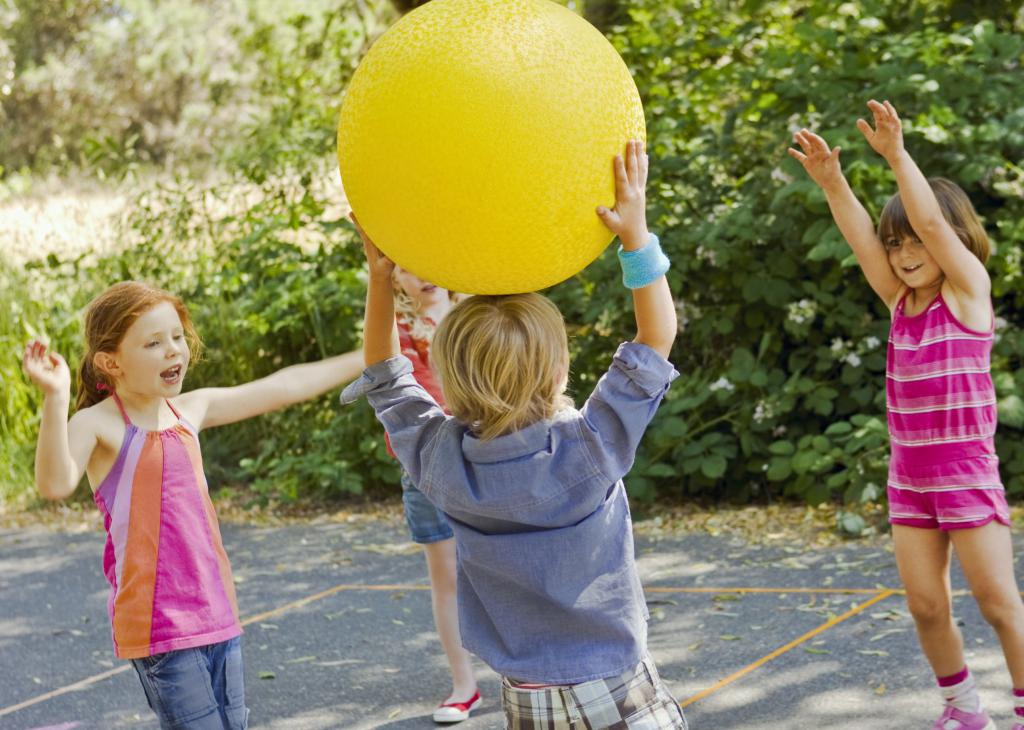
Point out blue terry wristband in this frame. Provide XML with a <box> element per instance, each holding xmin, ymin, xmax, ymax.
<box><xmin>617</xmin><ymin>232</ymin><xmax>669</xmax><ymax>289</ymax></box>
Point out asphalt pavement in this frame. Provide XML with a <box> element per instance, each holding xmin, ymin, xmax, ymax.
<box><xmin>2</xmin><ymin>510</ymin><xmax>1021</xmax><ymax>729</ymax></box>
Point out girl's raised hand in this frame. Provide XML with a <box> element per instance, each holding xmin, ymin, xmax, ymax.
<box><xmin>349</xmin><ymin>212</ymin><xmax>395</xmax><ymax>281</ymax></box>
<box><xmin>22</xmin><ymin>339</ymin><xmax>71</xmax><ymax>397</ymax></box>
<box><xmin>788</xmin><ymin>129</ymin><xmax>844</xmax><ymax>190</ymax></box>
<box><xmin>856</xmin><ymin>99</ymin><xmax>904</xmax><ymax>162</ymax></box>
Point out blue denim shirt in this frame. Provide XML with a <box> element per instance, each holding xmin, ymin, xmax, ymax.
<box><xmin>341</xmin><ymin>341</ymin><xmax>678</xmax><ymax>684</ymax></box>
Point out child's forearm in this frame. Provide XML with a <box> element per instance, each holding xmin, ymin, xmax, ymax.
<box><xmin>822</xmin><ymin>178</ymin><xmax>879</xmax><ymax>253</ymax></box>
<box><xmin>35</xmin><ymin>395</ymin><xmax>78</xmax><ymax>500</ymax></box>
<box><xmin>887</xmin><ymin>151</ymin><xmax>945</xmax><ymax>236</ymax></box>
<box><xmin>270</xmin><ymin>350</ymin><xmax>366</xmax><ymax>407</ymax></box>
<box><xmin>632</xmin><ymin>276</ymin><xmax>676</xmax><ymax>359</ymax></box>
<box><xmin>622</xmin><ymin>230</ymin><xmax>676</xmax><ymax>359</ymax></box>
<box><xmin>364</xmin><ymin>275</ymin><xmax>400</xmax><ymax>366</ymax></box>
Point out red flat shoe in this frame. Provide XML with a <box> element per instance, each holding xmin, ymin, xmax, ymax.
<box><xmin>432</xmin><ymin>690</ymin><xmax>482</xmax><ymax>723</ymax></box>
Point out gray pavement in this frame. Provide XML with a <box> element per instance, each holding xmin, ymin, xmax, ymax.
<box><xmin>1</xmin><ymin>509</ymin><xmax>1022</xmax><ymax>729</ymax></box>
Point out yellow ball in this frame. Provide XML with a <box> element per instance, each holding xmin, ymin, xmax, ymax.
<box><xmin>337</xmin><ymin>0</ymin><xmax>645</xmax><ymax>295</ymax></box>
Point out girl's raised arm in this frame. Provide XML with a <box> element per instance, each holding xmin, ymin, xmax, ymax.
<box><xmin>858</xmin><ymin>100</ymin><xmax>990</xmax><ymax>299</ymax></box>
<box><xmin>789</xmin><ymin>129</ymin><xmax>903</xmax><ymax>309</ymax></box>
<box><xmin>23</xmin><ymin>340</ymin><xmax>96</xmax><ymax>499</ymax></box>
<box><xmin>179</xmin><ymin>349</ymin><xmax>365</xmax><ymax>431</ymax></box>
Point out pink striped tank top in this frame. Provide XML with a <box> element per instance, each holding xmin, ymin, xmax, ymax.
<box><xmin>886</xmin><ymin>291</ymin><xmax>1005</xmax><ymax>525</ymax></box>
<box><xmin>92</xmin><ymin>394</ymin><xmax>242</xmax><ymax>659</ymax></box>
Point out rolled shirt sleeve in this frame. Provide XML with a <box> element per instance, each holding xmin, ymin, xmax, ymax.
<box><xmin>579</xmin><ymin>342</ymin><xmax>679</xmax><ymax>483</ymax></box>
<box><xmin>340</xmin><ymin>355</ymin><xmax>448</xmax><ymax>487</ymax></box>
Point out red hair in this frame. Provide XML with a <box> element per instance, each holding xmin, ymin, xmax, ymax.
<box><xmin>76</xmin><ymin>282</ymin><xmax>202</xmax><ymax>410</ymax></box>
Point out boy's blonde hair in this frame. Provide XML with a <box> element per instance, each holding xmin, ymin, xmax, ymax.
<box><xmin>878</xmin><ymin>177</ymin><xmax>990</xmax><ymax>264</ymax></box>
<box><xmin>432</xmin><ymin>293</ymin><xmax>572</xmax><ymax>440</ymax></box>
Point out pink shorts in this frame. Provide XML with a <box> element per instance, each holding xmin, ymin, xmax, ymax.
<box><xmin>887</xmin><ymin>484</ymin><xmax>1011</xmax><ymax>531</ymax></box>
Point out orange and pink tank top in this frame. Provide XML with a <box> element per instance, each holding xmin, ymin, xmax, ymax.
<box><xmin>92</xmin><ymin>393</ymin><xmax>242</xmax><ymax>659</ymax></box>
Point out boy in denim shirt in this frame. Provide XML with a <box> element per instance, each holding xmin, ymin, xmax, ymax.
<box><xmin>343</xmin><ymin>140</ymin><xmax>686</xmax><ymax>729</ymax></box>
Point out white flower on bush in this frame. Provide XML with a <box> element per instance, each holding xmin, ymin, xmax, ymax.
<box><xmin>753</xmin><ymin>400</ymin><xmax>774</xmax><ymax>423</ymax></box>
<box><xmin>830</xmin><ymin>337</ymin><xmax>846</xmax><ymax>353</ymax></box>
<box><xmin>771</xmin><ymin>166</ymin><xmax>794</xmax><ymax>184</ymax></box>
<box><xmin>864</xmin><ymin>336</ymin><xmax>880</xmax><ymax>350</ymax></box>
<box><xmin>787</xmin><ymin>298</ymin><xmax>817</xmax><ymax>325</ymax></box>
<box><xmin>995</xmin><ymin>317</ymin><xmax>1007</xmax><ymax>344</ymax></box>
<box><xmin>695</xmin><ymin>245</ymin><xmax>717</xmax><ymax>265</ymax></box>
<box><xmin>844</xmin><ymin>353</ymin><xmax>862</xmax><ymax>368</ymax></box>
<box><xmin>710</xmin><ymin>377</ymin><xmax>735</xmax><ymax>392</ymax></box>
<box><xmin>676</xmin><ymin>301</ymin><xmax>690</xmax><ymax>332</ymax></box>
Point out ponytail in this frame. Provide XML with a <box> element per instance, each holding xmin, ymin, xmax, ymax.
<box><xmin>75</xmin><ymin>357</ymin><xmax>109</xmax><ymax>411</ymax></box>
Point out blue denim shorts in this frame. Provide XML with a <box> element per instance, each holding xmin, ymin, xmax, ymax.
<box><xmin>401</xmin><ymin>470</ymin><xmax>454</xmax><ymax>544</ymax></box>
<box><xmin>130</xmin><ymin>636</ymin><xmax>248</xmax><ymax>729</ymax></box>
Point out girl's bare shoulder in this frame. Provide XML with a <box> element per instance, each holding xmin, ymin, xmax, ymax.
<box><xmin>70</xmin><ymin>398</ymin><xmax>126</xmax><ymax>446</ymax></box>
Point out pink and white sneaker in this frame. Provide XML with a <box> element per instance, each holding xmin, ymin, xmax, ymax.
<box><xmin>932</xmin><ymin>706</ymin><xmax>995</xmax><ymax>730</ymax></box>
<box><xmin>432</xmin><ymin>690</ymin><xmax>482</xmax><ymax>723</ymax></box>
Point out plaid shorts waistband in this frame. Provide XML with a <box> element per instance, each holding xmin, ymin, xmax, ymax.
<box><xmin>501</xmin><ymin>655</ymin><xmax>687</xmax><ymax>730</ymax></box>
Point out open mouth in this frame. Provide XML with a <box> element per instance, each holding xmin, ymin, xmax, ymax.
<box><xmin>161</xmin><ymin>365</ymin><xmax>183</xmax><ymax>384</ymax></box>
<box><xmin>902</xmin><ymin>264</ymin><xmax>923</xmax><ymax>274</ymax></box>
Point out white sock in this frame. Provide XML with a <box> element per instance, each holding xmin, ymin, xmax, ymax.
<box><xmin>938</xmin><ymin>668</ymin><xmax>982</xmax><ymax>714</ymax></box>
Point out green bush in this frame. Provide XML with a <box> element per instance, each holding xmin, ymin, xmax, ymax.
<box><xmin>562</xmin><ymin>0</ymin><xmax>1024</xmax><ymax>505</ymax></box>
<box><xmin>4</xmin><ymin>1</ymin><xmax>1023</xmax><ymax>516</ymax></box>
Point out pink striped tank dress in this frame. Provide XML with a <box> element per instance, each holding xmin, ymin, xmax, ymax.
<box><xmin>92</xmin><ymin>393</ymin><xmax>242</xmax><ymax>659</ymax></box>
<box><xmin>886</xmin><ymin>291</ymin><xmax>1009</xmax><ymax>530</ymax></box>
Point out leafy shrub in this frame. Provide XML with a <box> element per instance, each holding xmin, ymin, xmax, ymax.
<box><xmin>561</xmin><ymin>0</ymin><xmax>1024</xmax><ymax>506</ymax></box>
<box><xmin>4</xmin><ymin>1</ymin><xmax>1023</xmax><ymax>517</ymax></box>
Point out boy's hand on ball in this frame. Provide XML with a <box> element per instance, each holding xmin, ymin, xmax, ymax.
<box><xmin>597</xmin><ymin>139</ymin><xmax>649</xmax><ymax>251</ymax></box>
<box><xmin>350</xmin><ymin>213</ymin><xmax>395</xmax><ymax>280</ymax></box>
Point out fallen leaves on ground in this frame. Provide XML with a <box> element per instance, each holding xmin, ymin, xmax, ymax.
<box><xmin>6</xmin><ymin>492</ymin><xmax>1024</xmax><ymax>553</ymax></box>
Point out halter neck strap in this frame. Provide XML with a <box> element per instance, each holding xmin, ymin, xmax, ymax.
<box><xmin>109</xmin><ymin>392</ymin><xmax>182</xmax><ymax>426</ymax></box>
<box><xmin>110</xmin><ymin>392</ymin><xmax>131</xmax><ymax>425</ymax></box>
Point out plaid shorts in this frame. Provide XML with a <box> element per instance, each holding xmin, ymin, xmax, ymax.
<box><xmin>502</xmin><ymin>654</ymin><xmax>687</xmax><ymax>730</ymax></box>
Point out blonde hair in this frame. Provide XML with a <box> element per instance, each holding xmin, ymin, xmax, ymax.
<box><xmin>77</xmin><ymin>281</ymin><xmax>202</xmax><ymax>411</ymax></box>
<box><xmin>878</xmin><ymin>177</ymin><xmax>990</xmax><ymax>264</ymax></box>
<box><xmin>432</xmin><ymin>293</ymin><xmax>572</xmax><ymax>440</ymax></box>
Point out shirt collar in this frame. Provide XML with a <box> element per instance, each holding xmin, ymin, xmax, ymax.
<box><xmin>461</xmin><ymin>418</ymin><xmax>552</xmax><ymax>463</ymax></box>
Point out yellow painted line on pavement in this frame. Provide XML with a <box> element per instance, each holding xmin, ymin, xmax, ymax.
<box><xmin>647</xmin><ymin>586</ymin><xmax>888</xmax><ymax>595</ymax></box>
<box><xmin>679</xmin><ymin>589</ymin><xmax>898</xmax><ymax>708</ymax></box>
<box><xmin>0</xmin><ymin>666</ymin><xmax>131</xmax><ymax>720</ymax></box>
<box><xmin>0</xmin><ymin>582</ymin><xmax>431</xmax><ymax>718</ymax></box>
<box><xmin>0</xmin><ymin>582</ymin><xmax>900</xmax><ymax>719</ymax></box>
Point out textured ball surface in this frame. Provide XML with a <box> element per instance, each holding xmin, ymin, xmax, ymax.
<box><xmin>337</xmin><ymin>0</ymin><xmax>645</xmax><ymax>294</ymax></box>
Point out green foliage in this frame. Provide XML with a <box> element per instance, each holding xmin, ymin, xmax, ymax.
<box><xmin>0</xmin><ymin>0</ymin><xmax>393</xmax><ymax>176</ymax></box>
<box><xmin>4</xmin><ymin>0</ymin><xmax>1024</xmax><ymax>513</ymax></box>
<box><xmin>1</xmin><ymin>253</ymin><xmax>97</xmax><ymax>500</ymax></box>
<box><xmin>563</xmin><ymin>0</ymin><xmax>1024</xmax><ymax>506</ymax></box>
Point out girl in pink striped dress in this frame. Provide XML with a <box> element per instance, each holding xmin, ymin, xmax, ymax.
<box><xmin>22</xmin><ymin>281</ymin><xmax>364</xmax><ymax>729</ymax></box>
<box><xmin>790</xmin><ymin>100</ymin><xmax>1024</xmax><ymax>730</ymax></box>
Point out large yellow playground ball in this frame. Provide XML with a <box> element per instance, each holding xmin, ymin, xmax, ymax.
<box><xmin>337</xmin><ymin>0</ymin><xmax>645</xmax><ymax>294</ymax></box>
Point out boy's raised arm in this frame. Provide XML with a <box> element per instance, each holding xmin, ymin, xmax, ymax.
<box><xmin>597</xmin><ymin>139</ymin><xmax>676</xmax><ymax>359</ymax></box>
<box><xmin>351</xmin><ymin>214</ymin><xmax>401</xmax><ymax>367</ymax></box>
